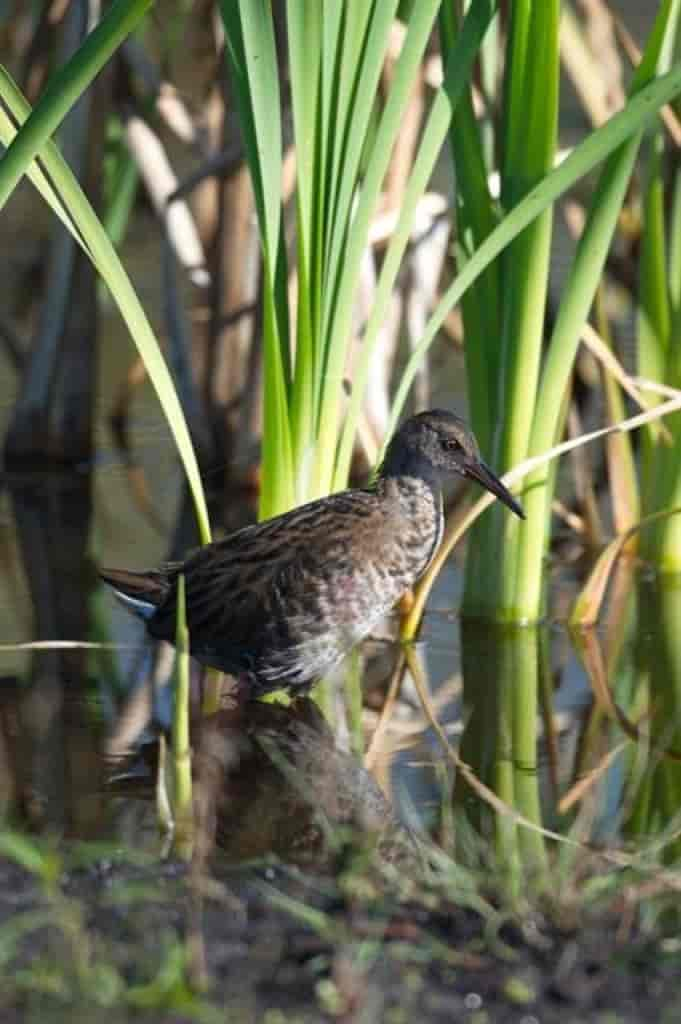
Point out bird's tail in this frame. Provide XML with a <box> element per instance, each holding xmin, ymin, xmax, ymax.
<box><xmin>99</xmin><ymin>567</ymin><xmax>170</xmax><ymax>620</ymax></box>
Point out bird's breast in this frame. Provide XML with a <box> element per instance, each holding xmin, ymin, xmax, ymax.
<box><xmin>380</xmin><ymin>475</ymin><xmax>444</xmax><ymax>583</ymax></box>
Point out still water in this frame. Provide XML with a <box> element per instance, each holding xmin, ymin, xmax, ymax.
<box><xmin>2</xmin><ymin>0</ymin><xmax>678</xmax><ymax>863</ymax></box>
<box><xmin>1</xmin><ymin>386</ymin><xmax>674</xmax><ymax>868</ymax></box>
<box><xmin>0</xmin><ymin>210</ymin><xmax>677</xmax><ymax>863</ymax></box>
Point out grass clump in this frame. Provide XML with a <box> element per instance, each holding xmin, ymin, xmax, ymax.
<box><xmin>0</xmin><ymin>827</ymin><xmax>680</xmax><ymax>1022</ymax></box>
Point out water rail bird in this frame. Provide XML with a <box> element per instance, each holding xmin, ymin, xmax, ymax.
<box><xmin>101</xmin><ymin>410</ymin><xmax>523</xmax><ymax>699</ymax></box>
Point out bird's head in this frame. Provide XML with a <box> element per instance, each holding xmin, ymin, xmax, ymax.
<box><xmin>380</xmin><ymin>409</ymin><xmax>524</xmax><ymax>518</ymax></box>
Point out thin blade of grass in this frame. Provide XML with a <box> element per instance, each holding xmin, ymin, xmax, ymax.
<box><xmin>219</xmin><ymin>0</ymin><xmax>282</xmax><ymax>262</ymax></box>
<box><xmin>321</xmin><ymin>1</ymin><xmax>401</xmax><ymax>333</ymax></box>
<box><xmin>571</xmin><ymin>506</ymin><xmax>681</xmax><ymax>626</ymax></box>
<box><xmin>220</xmin><ymin>1</ymin><xmax>294</xmax><ymax>518</ymax></box>
<box><xmin>0</xmin><ymin>0</ymin><xmax>152</xmax><ymax>210</ymax></box>
<box><xmin>440</xmin><ymin>1</ymin><xmax>501</xmax><ymax>454</ymax></box>
<box><xmin>0</xmin><ymin>68</ymin><xmax>211</xmax><ymax>543</ymax></box>
<box><xmin>558</xmin><ymin>742</ymin><xmax>628</xmax><ymax>815</ymax></box>
<box><xmin>571</xmin><ymin>627</ymin><xmax>681</xmax><ymax>760</ymax></box>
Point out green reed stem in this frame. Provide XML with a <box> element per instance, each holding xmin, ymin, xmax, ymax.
<box><xmin>172</xmin><ymin>574</ymin><xmax>193</xmax><ymax>856</ymax></box>
<box><xmin>513</xmin><ymin>0</ymin><xmax>679</xmax><ymax>620</ymax></box>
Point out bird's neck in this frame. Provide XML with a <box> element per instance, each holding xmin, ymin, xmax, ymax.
<box><xmin>378</xmin><ymin>448</ymin><xmax>443</xmax><ymax>499</ymax></box>
<box><xmin>376</xmin><ymin>466</ymin><xmax>444</xmax><ymax>573</ymax></box>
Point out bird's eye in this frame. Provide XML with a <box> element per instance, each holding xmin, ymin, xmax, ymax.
<box><xmin>441</xmin><ymin>437</ymin><xmax>461</xmax><ymax>452</ymax></box>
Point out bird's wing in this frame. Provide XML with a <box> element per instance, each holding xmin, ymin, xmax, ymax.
<box><xmin>150</xmin><ymin>488</ymin><xmax>404</xmax><ymax>642</ymax></box>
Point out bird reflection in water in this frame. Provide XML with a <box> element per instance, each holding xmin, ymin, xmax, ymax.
<box><xmin>112</xmin><ymin>696</ymin><xmax>413</xmax><ymax>868</ymax></box>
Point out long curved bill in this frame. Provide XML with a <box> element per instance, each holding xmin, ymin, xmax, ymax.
<box><xmin>465</xmin><ymin>460</ymin><xmax>525</xmax><ymax>519</ymax></box>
